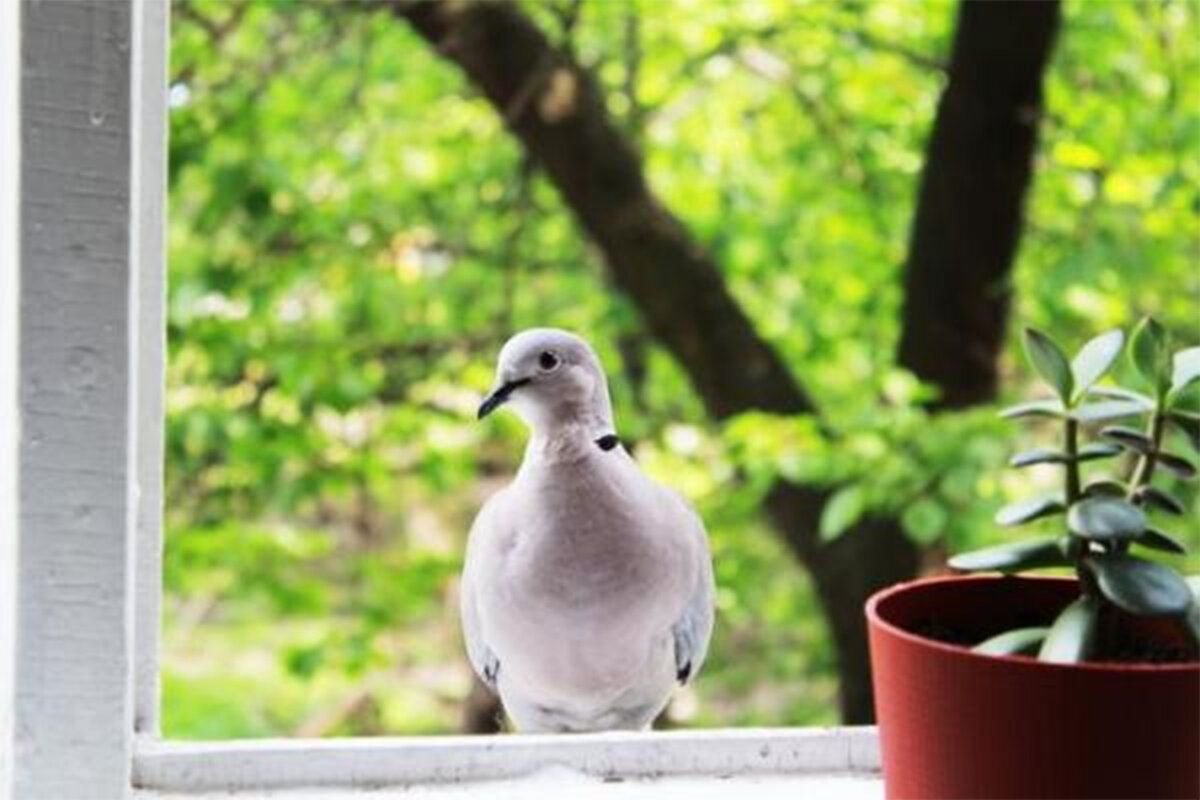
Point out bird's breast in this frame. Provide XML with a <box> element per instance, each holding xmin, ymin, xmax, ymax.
<box><xmin>482</xmin><ymin>466</ymin><xmax>692</xmax><ymax>696</ymax></box>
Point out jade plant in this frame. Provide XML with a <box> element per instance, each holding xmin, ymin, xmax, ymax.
<box><xmin>949</xmin><ymin>318</ymin><xmax>1200</xmax><ymax>662</ymax></box>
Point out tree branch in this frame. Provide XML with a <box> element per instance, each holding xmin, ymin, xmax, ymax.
<box><xmin>831</xmin><ymin>24</ymin><xmax>947</xmax><ymax>74</ymax></box>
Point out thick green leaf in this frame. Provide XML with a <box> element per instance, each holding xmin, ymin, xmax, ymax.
<box><xmin>1087</xmin><ymin>386</ymin><xmax>1154</xmax><ymax>408</ymax></box>
<box><xmin>819</xmin><ymin>484</ymin><xmax>866</xmax><ymax>542</ymax></box>
<box><xmin>1170</xmin><ymin>347</ymin><xmax>1200</xmax><ymax>397</ymax></box>
<box><xmin>1083</xmin><ymin>479</ymin><xmax>1127</xmax><ymax>498</ymax></box>
<box><xmin>1024</xmin><ymin>328</ymin><xmax>1074</xmax><ymax>402</ymax></box>
<box><xmin>1038</xmin><ymin>596</ymin><xmax>1099</xmax><ymax>663</ymax></box>
<box><xmin>1137</xmin><ymin>528</ymin><xmax>1187</xmax><ymax>555</ymax></box>
<box><xmin>948</xmin><ymin>537</ymin><xmax>1068</xmax><ymax>573</ymax></box>
<box><xmin>1008</xmin><ymin>443</ymin><xmax>1121</xmax><ymax>469</ymax></box>
<box><xmin>1077</xmin><ymin>442</ymin><xmax>1123</xmax><ymax>462</ymax></box>
<box><xmin>1155</xmin><ymin>451</ymin><xmax>1196</xmax><ymax>480</ymax></box>
<box><xmin>1087</xmin><ymin>554</ymin><xmax>1193</xmax><ymax>616</ymax></box>
<box><xmin>1136</xmin><ymin>485</ymin><xmax>1185</xmax><ymax>515</ymax></box>
<box><xmin>1130</xmin><ymin>317</ymin><xmax>1171</xmax><ymax>395</ymax></box>
<box><xmin>1070</xmin><ymin>400</ymin><xmax>1147</xmax><ymax>423</ymax></box>
<box><xmin>1071</xmin><ymin>329</ymin><xmax>1124</xmax><ymax>399</ymax></box>
<box><xmin>999</xmin><ymin>399</ymin><xmax>1064</xmax><ymax>420</ymax></box>
<box><xmin>1067</xmin><ymin>497</ymin><xmax>1147</xmax><ymax>542</ymax></box>
<box><xmin>1187</xmin><ymin>578</ymin><xmax>1200</xmax><ymax>645</ymax></box>
<box><xmin>1009</xmin><ymin>448</ymin><xmax>1069</xmax><ymax>468</ymax></box>
<box><xmin>974</xmin><ymin>627</ymin><xmax>1049</xmax><ymax>657</ymax></box>
<box><xmin>994</xmin><ymin>496</ymin><xmax>1065</xmax><ymax>526</ymax></box>
<box><xmin>1100</xmin><ymin>425</ymin><xmax>1154</xmax><ymax>453</ymax></box>
<box><xmin>1169</xmin><ymin>411</ymin><xmax>1200</xmax><ymax>453</ymax></box>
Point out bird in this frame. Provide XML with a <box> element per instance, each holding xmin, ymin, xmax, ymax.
<box><xmin>460</xmin><ymin>328</ymin><xmax>715</xmax><ymax>733</ymax></box>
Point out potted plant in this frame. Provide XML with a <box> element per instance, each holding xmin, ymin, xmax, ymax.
<box><xmin>866</xmin><ymin>318</ymin><xmax>1200</xmax><ymax>800</ymax></box>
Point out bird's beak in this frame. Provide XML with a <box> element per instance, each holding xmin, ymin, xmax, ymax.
<box><xmin>477</xmin><ymin>377</ymin><xmax>530</xmax><ymax>420</ymax></box>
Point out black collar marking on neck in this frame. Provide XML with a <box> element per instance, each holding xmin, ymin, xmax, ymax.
<box><xmin>595</xmin><ymin>434</ymin><xmax>620</xmax><ymax>451</ymax></box>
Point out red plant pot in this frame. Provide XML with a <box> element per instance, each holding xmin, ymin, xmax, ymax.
<box><xmin>866</xmin><ymin>575</ymin><xmax>1200</xmax><ymax>799</ymax></box>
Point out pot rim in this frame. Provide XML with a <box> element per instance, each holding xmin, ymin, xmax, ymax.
<box><xmin>866</xmin><ymin>573</ymin><xmax>1200</xmax><ymax>673</ymax></box>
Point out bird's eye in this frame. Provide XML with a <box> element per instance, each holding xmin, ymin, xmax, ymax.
<box><xmin>538</xmin><ymin>351</ymin><xmax>560</xmax><ymax>371</ymax></box>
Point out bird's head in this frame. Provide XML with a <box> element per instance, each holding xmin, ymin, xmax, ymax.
<box><xmin>478</xmin><ymin>328</ymin><xmax>614</xmax><ymax>434</ymax></box>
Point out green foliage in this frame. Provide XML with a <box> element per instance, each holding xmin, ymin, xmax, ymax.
<box><xmin>953</xmin><ymin>320</ymin><xmax>1200</xmax><ymax>663</ymax></box>
<box><xmin>1173</xmin><ymin>348</ymin><xmax>1200</xmax><ymax>397</ymax></box>
<box><xmin>1088</xmin><ymin>554</ymin><xmax>1193</xmax><ymax>616</ymax></box>
<box><xmin>947</xmin><ymin>537</ymin><xmax>1068</xmax><ymax>573</ymax></box>
<box><xmin>164</xmin><ymin>0</ymin><xmax>1200</xmax><ymax>736</ymax></box>
<box><xmin>1131</xmin><ymin>317</ymin><xmax>1171</xmax><ymax>397</ymax></box>
<box><xmin>1038</xmin><ymin>596</ymin><xmax>1099</xmax><ymax>664</ymax></box>
<box><xmin>1071</xmin><ymin>330</ymin><xmax>1125</xmax><ymax>401</ymax></box>
<box><xmin>1025</xmin><ymin>328</ymin><xmax>1076</xmax><ymax>402</ymax></box>
<box><xmin>1140</xmin><ymin>527</ymin><xmax>1186</xmax><ymax>555</ymax></box>
<box><xmin>974</xmin><ymin>627</ymin><xmax>1049</xmax><ymax>658</ymax></box>
<box><xmin>820</xmin><ymin>485</ymin><xmax>867</xmax><ymax>542</ymax></box>
<box><xmin>994</xmin><ymin>496</ymin><xmax>1066</xmax><ymax>527</ymax></box>
<box><xmin>1067</xmin><ymin>497</ymin><xmax>1146</xmax><ymax>543</ymax></box>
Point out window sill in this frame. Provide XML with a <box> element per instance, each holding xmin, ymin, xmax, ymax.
<box><xmin>137</xmin><ymin>769</ymin><xmax>882</xmax><ymax>799</ymax></box>
<box><xmin>134</xmin><ymin>726</ymin><xmax>881</xmax><ymax>797</ymax></box>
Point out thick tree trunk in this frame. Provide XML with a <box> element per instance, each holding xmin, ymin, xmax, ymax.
<box><xmin>393</xmin><ymin>0</ymin><xmax>1058</xmax><ymax>724</ymax></box>
<box><xmin>765</xmin><ymin>484</ymin><xmax>920</xmax><ymax>724</ymax></box>
<box><xmin>898</xmin><ymin>1</ymin><xmax>1061</xmax><ymax>408</ymax></box>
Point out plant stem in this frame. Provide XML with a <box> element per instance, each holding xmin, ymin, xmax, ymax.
<box><xmin>1064</xmin><ymin>417</ymin><xmax>1081</xmax><ymax>504</ymax></box>
<box><xmin>1127</xmin><ymin>410</ymin><xmax>1166</xmax><ymax>500</ymax></box>
<box><xmin>1063</xmin><ymin>416</ymin><xmax>1092</xmax><ymax>584</ymax></box>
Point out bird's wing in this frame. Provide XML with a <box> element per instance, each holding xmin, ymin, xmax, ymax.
<box><xmin>461</xmin><ymin>491</ymin><xmax>507</xmax><ymax>692</ymax></box>
<box><xmin>668</xmin><ymin>494</ymin><xmax>715</xmax><ymax>684</ymax></box>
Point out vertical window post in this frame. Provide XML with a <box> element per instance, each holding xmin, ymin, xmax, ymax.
<box><xmin>1</xmin><ymin>0</ymin><xmax>20</xmax><ymax>791</ymax></box>
<box><xmin>131</xmin><ymin>0</ymin><xmax>169</xmax><ymax>741</ymax></box>
<box><xmin>3</xmin><ymin>1</ymin><xmax>167</xmax><ymax>797</ymax></box>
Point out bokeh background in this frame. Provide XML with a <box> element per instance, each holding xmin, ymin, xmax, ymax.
<box><xmin>164</xmin><ymin>0</ymin><xmax>1198</xmax><ymax>738</ymax></box>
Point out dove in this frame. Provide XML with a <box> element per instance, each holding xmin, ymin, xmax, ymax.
<box><xmin>461</xmin><ymin>328</ymin><xmax>715</xmax><ymax>732</ymax></box>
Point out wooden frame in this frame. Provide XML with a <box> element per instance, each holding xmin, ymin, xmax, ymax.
<box><xmin>1</xmin><ymin>1</ymin><xmax>879</xmax><ymax>797</ymax></box>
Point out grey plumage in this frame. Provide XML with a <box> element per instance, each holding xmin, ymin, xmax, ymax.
<box><xmin>462</xmin><ymin>328</ymin><xmax>715</xmax><ymax>732</ymax></box>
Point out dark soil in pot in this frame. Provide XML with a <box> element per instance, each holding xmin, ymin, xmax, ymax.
<box><xmin>867</xmin><ymin>574</ymin><xmax>1200</xmax><ymax>800</ymax></box>
<box><xmin>907</xmin><ymin>602</ymin><xmax>1199</xmax><ymax>663</ymax></box>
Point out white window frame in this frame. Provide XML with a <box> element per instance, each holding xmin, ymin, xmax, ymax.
<box><xmin>1</xmin><ymin>1</ymin><xmax>878</xmax><ymax>797</ymax></box>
